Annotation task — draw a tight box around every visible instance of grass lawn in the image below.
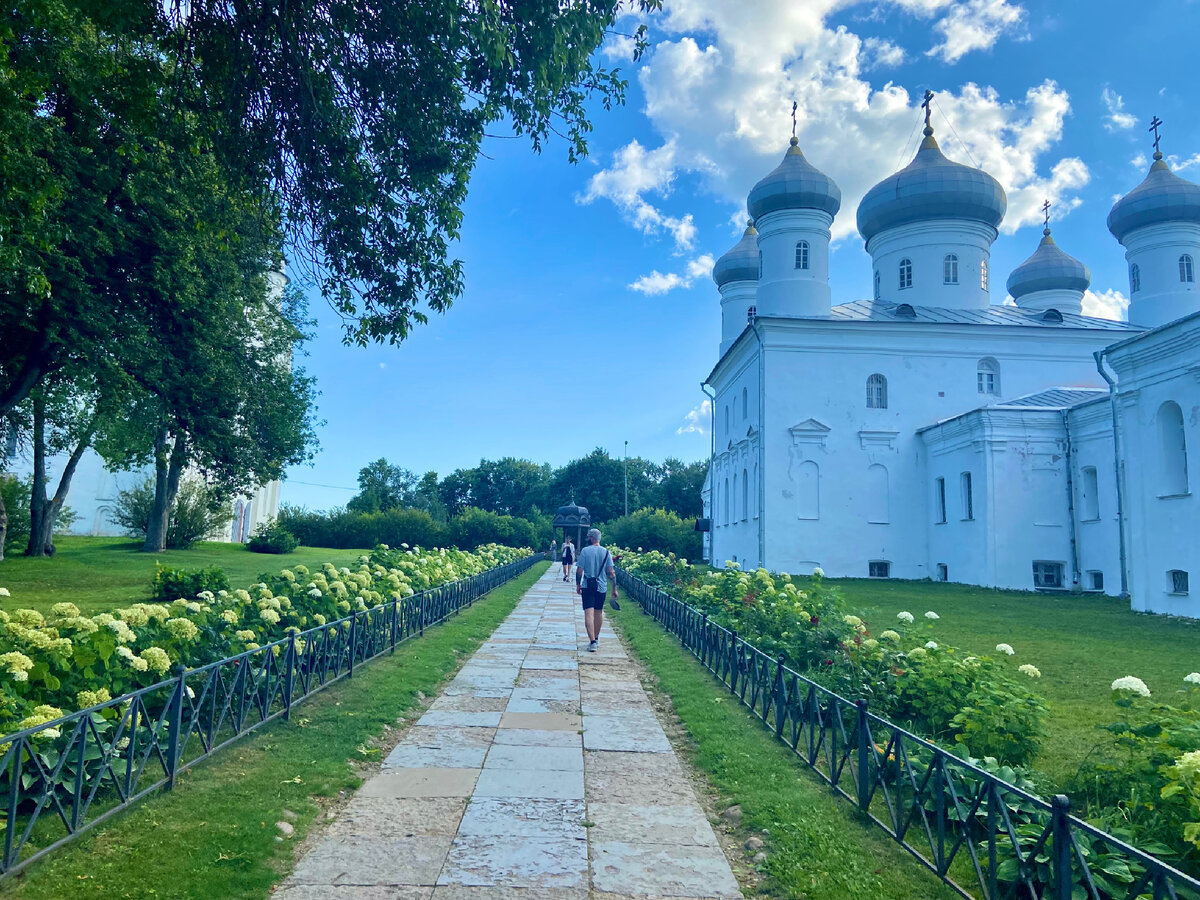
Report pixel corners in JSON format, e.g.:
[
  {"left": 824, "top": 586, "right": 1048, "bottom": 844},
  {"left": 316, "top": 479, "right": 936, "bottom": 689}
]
[
  {"left": 0, "top": 536, "right": 370, "bottom": 615},
  {"left": 0, "top": 560, "right": 551, "bottom": 900},
  {"left": 611, "top": 601, "right": 959, "bottom": 900},
  {"left": 825, "top": 577, "right": 1200, "bottom": 786}
]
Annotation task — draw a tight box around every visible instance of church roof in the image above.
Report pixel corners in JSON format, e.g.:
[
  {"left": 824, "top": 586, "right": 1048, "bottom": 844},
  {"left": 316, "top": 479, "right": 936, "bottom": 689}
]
[
  {"left": 746, "top": 137, "right": 841, "bottom": 220},
  {"left": 1006, "top": 228, "right": 1091, "bottom": 299},
  {"left": 826, "top": 300, "right": 1138, "bottom": 331},
  {"left": 712, "top": 221, "right": 759, "bottom": 287},
  {"left": 857, "top": 124, "right": 1006, "bottom": 243},
  {"left": 1108, "top": 151, "right": 1200, "bottom": 243},
  {"left": 997, "top": 388, "right": 1108, "bottom": 409}
]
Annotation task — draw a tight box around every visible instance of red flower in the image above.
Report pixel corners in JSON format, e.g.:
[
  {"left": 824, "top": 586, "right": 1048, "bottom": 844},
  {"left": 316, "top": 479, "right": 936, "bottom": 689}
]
[
  {"left": 810, "top": 616, "right": 819, "bottom": 626},
  {"left": 823, "top": 659, "right": 833, "bottom": 666}
]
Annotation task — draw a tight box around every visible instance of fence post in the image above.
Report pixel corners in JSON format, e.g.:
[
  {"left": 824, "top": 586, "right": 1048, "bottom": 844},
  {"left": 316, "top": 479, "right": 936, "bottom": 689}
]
[
  {"left": 390, "top": 600, "right": 399, "bottom": 654},
  {"left": 729, "top": 630, "right": 739, "bottom": 694},
  {"left": 348, "top": 612, "right": 358, "bottom": 678},
  {"left": 1051, "top": 794, "right": 1073, "bottom": 900},
  {"left": 856, "top": 699, "right": 870, "bottom": 812},
  {"left": 165, "top": 665, "right": 187, "bottom": 790},
  {"left": 773, "top": 656, "right": 787, "bottom": 737},
  {"left": 283, "top": 631, "right": 296, "bottom": 721},
  {"left": 419, "top": 594, "right": 425, "bottom": 637}
]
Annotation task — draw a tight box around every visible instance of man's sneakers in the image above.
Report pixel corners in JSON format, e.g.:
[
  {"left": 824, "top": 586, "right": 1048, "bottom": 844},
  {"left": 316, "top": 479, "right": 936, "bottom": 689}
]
[{"left": 587, "top": 640, "right": 598, "bottom": 652}]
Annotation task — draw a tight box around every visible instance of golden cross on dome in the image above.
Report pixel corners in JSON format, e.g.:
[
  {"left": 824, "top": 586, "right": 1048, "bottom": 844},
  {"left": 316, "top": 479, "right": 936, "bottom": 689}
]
[{"left": 1149, "top": 115, "right": 1163, "bottom": 156}]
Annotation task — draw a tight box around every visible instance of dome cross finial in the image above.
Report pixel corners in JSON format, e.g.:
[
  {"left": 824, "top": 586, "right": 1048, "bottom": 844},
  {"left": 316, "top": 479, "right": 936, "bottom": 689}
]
[
  {"left": 1149, "top": 115, "right": 1164, "bottom": 160},
  {"left": 1042, "top": 198, "right": 1051, "bottom": 233},
  {"left": 922, "top": 89, "right": 935, "bottom": 135},
  {"left": 791, "top": 100, "right": 798, "bottom": 139}
]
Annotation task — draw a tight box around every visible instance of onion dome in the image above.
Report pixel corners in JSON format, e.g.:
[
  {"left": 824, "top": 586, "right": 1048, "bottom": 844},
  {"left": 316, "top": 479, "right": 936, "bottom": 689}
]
[
  {"left": 746, "top": 137, "right": 841, "bottom": 220},
  {"left": 857, "top": 124, "right": 1007, "bottom": 242},
  {"left": 1006, "top": 227, "right": 1091, "bottom": 299},
  {"left": 1107, "top": 151, "right": 1200, "bottom": 242},
  {"left": 552, "top": 504, "right": 590, "bottom": 529},
  {"left": 712, "top": 221, "right": 759, "bottom": 287}
]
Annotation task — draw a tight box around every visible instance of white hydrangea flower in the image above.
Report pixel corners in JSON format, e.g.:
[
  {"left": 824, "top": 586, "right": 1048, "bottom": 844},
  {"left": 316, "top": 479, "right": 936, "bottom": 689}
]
[
  {"left": 1019, "top": 664, "right": 1042, "bottom": 678},
  {"left": 1185, "top": 673, "right": 1200, "bottom": 685},
  {"left": 924, "top": 611, "right": 940, "bottom": 620},
  {"left": 897, "top": 611, "right": 914, "bottom": 624},
  {"left": 1112, "top": 676, "right": 1151, "bottom": 697},
  {"left": 996, "top": 643, "right": 1015, "bottom": 656},
  {"left": 0, "top": 588, "right": 10, "bottom": 598},
  {"left": 812, "top": 566, "right": 825, "bottom": 578},
  {"left": 925, "top": 641, "right": 938, "bottom": 650}
]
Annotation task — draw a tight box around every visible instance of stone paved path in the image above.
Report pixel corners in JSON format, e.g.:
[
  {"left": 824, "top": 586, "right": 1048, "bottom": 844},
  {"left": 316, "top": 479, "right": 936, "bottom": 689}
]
[{"left": 277, "top": 563, "right": 743, "bottom": 900}]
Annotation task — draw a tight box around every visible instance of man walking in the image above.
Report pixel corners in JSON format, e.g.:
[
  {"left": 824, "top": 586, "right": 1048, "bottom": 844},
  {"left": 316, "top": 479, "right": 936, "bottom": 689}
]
[{"left": 575, "top": 528, "right": 617, "bottom": 652}]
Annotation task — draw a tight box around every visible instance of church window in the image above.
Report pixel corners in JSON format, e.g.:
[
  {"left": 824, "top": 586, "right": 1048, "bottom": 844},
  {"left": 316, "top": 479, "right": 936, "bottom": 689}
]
[
  {"left": 977, "top": 358, "right": 1000, "bottom": 395},
  {"left": 1087, "top": 571, "right": 1104, "bottom": 591},
  {"left": 733, "top": 473, "right": 738, "bottom": 521},
  {"left": 1080, "top": 466, "right": 1100, "bottom": 520},
  {"left": 935, "top": 477, "right": 947, "bottom": 524},
  {"left": 724, "top": 478, "right": 730, "bottom": 526},
  {"left": 753, "top": 463, "right": 759, "bottom": 519},
  {"left": 960, "top": 471, "right": 974, "bottom": 520},
  {"left": 898, "top": 258, "right": 912, "bottom": 290},
  {"left": 1157, "top": 401, "right": 1189, "bottom": 496},
  {"left": 1130, "top": 263, "right": 1141, "bottom": 294},
  {"left": 873, "top": 270, "right": 881, "bottom": 301},
  {"left": 758, "top": 250, "right": 763, "bottom": 279},
  {"left": 1181, "top": 254, "right": 1195, "bottom": 283},
  {"left": 797, "top": 460, "right": 819, "bottom": 520},
  {"left": 866, "top": 373, "right": 888, "bottom": 409},
  {"left": 980, "top": 259, "right": 989, "bottom": 291},
  {"left": 868, "top": 561, "right": 891, "bottom": 578},
  {"left": 867, "top": 464, "right": 889, "bottom": 524},
  {"left": 742, "top": 468, "right": 749, "bottom": 521},
  {"left": 894, "top": 303, "right": 917, "bottom": 319},
  {"left": 1169, "top": 570, "right": 1190, "bottom": 595},
  {"left": 795, "top": 241, "right": 809, "bottom": 270},
  {"left": 724, "top": 404, "right": 730, "bottom": 436},
  {"left": 936, "top": 563, "right": 949, "bottom": 582},
  {"left": 943, "top": 254, "right": 959, "bottom": 285},
  {"left": 742, "top": 387, "right": 748, "bottom": 420},
  {"left": 1033, "top": 561, "right": 1064, "bottom": 589}
]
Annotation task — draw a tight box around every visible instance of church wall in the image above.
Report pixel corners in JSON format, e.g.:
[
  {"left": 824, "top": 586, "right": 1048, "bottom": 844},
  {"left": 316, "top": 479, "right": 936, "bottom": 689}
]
[
  {"left": 1067, "top": 398, "right": 1122, "bottom": 595},
  {"left": 1122, "top": 222, "right": 1200, "bottom": 328},
  {"left": 710, "top": 346, "right": 763, "bottom": 569},
  {"left": 867, "top": 220, "right": 994, "bottom": 310}
]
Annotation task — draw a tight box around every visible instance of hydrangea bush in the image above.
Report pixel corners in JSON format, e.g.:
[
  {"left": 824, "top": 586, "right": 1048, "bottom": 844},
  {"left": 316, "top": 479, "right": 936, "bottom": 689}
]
[{"left": 0, "top": 543, "right": 528, "bottom": 733}]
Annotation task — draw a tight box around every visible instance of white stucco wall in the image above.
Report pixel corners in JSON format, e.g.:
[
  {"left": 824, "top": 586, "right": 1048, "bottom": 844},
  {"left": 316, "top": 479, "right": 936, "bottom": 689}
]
[
  {"left": 1122, "top": 222, "right": 1200, "bottom": 328},
  {"left": 866, "top": 220, "right": 995, "bottom": 309}
]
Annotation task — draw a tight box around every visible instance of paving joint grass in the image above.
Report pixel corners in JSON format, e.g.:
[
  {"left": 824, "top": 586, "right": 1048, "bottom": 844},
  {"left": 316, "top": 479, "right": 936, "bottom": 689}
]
[
  {"left": 610, "top": 600, "right": 959, "bottom": 900},
  {"left": 0, "top": 560, "right": 551, "bottom": 900}
]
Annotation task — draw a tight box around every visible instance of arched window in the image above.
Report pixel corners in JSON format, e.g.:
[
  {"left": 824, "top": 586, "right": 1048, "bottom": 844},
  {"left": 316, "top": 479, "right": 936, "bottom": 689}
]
[
  {"left": 873, "top": 270, "right": 881, "bottom": 301},
  {"left": 980, "top": 259, "right": 989, "bottom": 291},
  {"left": 977, "top": 358, "right": 1000, "bottom": 395},
  {"left": 943, "top": 254, "right": 959, "bottom": 285},
  {"left": 742, "top": 387, "right": 748, "bottom": 420},
  {"left": 797, "top": 460, "right": 819, "bottom": 520},
  {"left": 732, "top": 473, "right": 738, "bottom": 522},
  {"left": 867, "top": 464, "right": 889, "bottom": 524},
  {"left": 1181, "top": 254, "right": 1195, "bottom": 283},
  {"left": 724, "top": 405, "right": 730, "bottom": 435},
  {"left": 898, "top": 258, "right": 913, "bottom": 290},
  {"left": 758, "top": 250, "right": 763, "bottom": 279},
  {"left": 724, "top": 478, "right": 730, "bottom": 525},
  {"left": 795, "top": 240, "right": 809, "bottom": 270},
  {"left": 742, "top": 468, "right": 749, "bottom": 522},
  {"left": 1157, "top": 401, "right": 1189, "bottom": 496},
  {"left": 1130, "top": 263, "right": 1141, "bottom": 294},
  {"left": 866, "top": 373, "right": 888, "bottom": 409},
  {"left": 753, "top": 462, "right": 758, "bottom": 519}
]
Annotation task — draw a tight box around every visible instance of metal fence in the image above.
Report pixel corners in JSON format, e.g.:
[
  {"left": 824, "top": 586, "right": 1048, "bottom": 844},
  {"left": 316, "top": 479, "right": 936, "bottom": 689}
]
[
  {"left": 618, "top": 568, "right": 1200, "bottom": 900},
  {"left": 0, "top": 553, "right": 541, "bottom": 877}
]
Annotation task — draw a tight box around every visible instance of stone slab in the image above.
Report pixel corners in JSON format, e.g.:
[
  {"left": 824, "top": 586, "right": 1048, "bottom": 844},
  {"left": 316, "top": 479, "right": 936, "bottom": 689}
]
[
  {"left": 287, "top": 833, "right": 452, "bottom": 886},
  {"left": 492, "top": 728, "right": 582, "bottom": 749},
  {"left": 511, "top": 685, "right": 579, "bottom": 703},
  {"left": 584, "top": 752, "right": 694, "bottom": 807},
  {"left": 417, "top": 710, "right": 504, "bottom": 728},
  {"left": 582, "top": 715, "right": 672, "bottom": 753},
  {"left": 473, "top": 767, "right": 584, "bottom": 800},
  {"left": 505, "top": 698, "right": 581, "bottom": 715},
  {"left": 385, "top": 726, "right": 495, "bottom": 769},
  {"left": 484, "top": 744, "right": 583, "bottom": 772},
  {"left": 580, "top": 693, "right": 654, "bottom": 716},
  {"left": 499, "top": 712, "right": 581, "bottom": 731},
  {"left": 590, "top": 842, "right": 742, "bottom": 898},
  {"left": 432, "top": 888, "right": 586, "bottom": 900},
  {"left": 323, "top": 796, "right": 467, "bottom": 838},
  {"left": 438, "top": 835, "right": 588, "bottom": 889},
  {"left": 277, "top": 887, "right": 433, "bottom": 900},
  {"left": 585, "top": 802, "right": 717, "bottom": 847},
  {"left": 429, "top": 694, "right": 509, "bottom": 713},
  {"left": 358, "top": 767, "right": 480, "bottom": 799},
  {"left": 457, "top": 797, "right": 586, "bottom": 840}
]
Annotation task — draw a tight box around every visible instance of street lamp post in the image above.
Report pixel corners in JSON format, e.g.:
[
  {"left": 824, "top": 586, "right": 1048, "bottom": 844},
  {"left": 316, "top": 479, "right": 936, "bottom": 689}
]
[{"left": 623, "top": 440, "right": 628, "bottom": 518}]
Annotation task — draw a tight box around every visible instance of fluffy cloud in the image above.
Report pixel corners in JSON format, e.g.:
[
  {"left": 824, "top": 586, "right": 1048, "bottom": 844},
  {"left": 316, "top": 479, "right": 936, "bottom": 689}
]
[
  {"left": 629, "top": 253, "right": 715, "bottom": 295},
  {"left": 1102, "top": 87, "right": 1137, "bottom": 132},
  {"left": 1172, "top": 152, "right": 1200, "bottom": 173},
  {"left": 1082, "top": 288, "right": 1129, "bottom": 321},
  {"left": 589, "top": 0, "right": 1087, "bottom": 253},
  {"left": 677, "top": 398, "right": 712, "bottom": 434}
]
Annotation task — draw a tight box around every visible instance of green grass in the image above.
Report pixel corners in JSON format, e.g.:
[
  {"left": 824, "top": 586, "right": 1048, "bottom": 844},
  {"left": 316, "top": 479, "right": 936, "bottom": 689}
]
[
  {"left": 611, "top": 601, "right": 959, "bottom": 900},
  {"left": 0, "top": 560, "right": 551, "bottom": 900},
  {"left": 825, "top": 577, "right": 1200, "bottom": 786},
  {"left": 0, "top": 536, "right": 370, "bottom": 615}
]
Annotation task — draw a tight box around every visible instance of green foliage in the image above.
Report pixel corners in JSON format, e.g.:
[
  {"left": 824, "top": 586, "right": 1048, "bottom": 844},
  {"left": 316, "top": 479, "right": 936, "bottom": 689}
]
[
  {"left": 604, "top": 508, "right": 701, "bottom": 560},
  {"left": 111, "top": 478, "right": 231, "bottom": 550},
  {"left": 1, "top": 474, "right": 31, "bottom": 554},
  {"left": 151, "top": 565, "right": 230, "bottom": 603},
  {"left": 277, "top": 504, "right": 542, "bottom": 551},
  {"left": 246, "top": 520, "right": 298, "bottom": 555},
  {"left": 448, "top": 507, "right": 542, "bottom": 551}
]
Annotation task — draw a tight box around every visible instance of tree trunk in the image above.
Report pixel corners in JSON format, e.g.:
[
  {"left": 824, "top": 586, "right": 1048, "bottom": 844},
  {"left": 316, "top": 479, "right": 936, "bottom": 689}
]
[
  {"left": 26, "top": 394, "right": 48, "bottom": 557},
  {"left": 35, "top": 419, "right": 96, "bottom": 556},
  {"left": 144, "top": 429, "right": 186, "bottom": 552},
  {"left": 0, "top": 481, "right": 7, "bottom": 563}
]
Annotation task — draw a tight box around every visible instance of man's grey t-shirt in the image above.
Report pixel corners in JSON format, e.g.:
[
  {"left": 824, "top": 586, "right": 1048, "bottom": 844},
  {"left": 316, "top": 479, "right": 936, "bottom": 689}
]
[{"left": 576, "top": 544, "right": 614, "bottom": 593}]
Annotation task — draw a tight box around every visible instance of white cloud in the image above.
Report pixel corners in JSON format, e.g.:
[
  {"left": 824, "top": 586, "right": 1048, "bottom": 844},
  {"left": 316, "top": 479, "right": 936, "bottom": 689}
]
[
  {"left": 588, "top": 4, "right": 1085, "bottom": 252},
  {"left": 629, "top": 253, "right": 715, "bottom": 295},
  {"left": 1170, "top": 152, "right": 1200, "bottom": 173},
  {"left": 1082, "top": 288, "right": 1129, "bottom": 321},
  {"left": 677, "top": 398, "right": 712, "bottom": 434},
  {"left": 1101, "top": 87, "right": 1136, "bottom": 132},
  {"left": 926, "top": 0, "right": 1025, "bottom": 64},
  {"left": 862, "top": 36, "right": 905, "bottom": 69}
]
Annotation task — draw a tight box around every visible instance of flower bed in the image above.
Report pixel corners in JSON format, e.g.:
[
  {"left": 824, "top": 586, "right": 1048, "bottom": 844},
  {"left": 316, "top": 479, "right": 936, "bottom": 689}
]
[{"left": 0, "top": 543, "right": 529, "bottom": 735}]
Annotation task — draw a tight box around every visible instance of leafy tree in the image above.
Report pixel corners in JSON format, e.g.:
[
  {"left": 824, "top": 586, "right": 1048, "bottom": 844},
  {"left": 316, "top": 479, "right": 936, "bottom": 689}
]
[
  {"left": 604, "top": 508, "right": 701, "bottom": 560},
  {"left": 548, "top": 448, "right": 628, "bottom": 524},
  {"left": 645, "top": 458, "right": 707, "bottom": 519},
  {"left": 347, "top": 459, "right": 419, "bottom": 513}
]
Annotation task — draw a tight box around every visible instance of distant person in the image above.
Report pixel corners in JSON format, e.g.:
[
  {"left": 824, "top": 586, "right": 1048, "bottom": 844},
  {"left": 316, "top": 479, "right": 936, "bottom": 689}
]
[
  {"left": 549, "top": 539, "right": 557, "bottom": 561},
  {"left": 561, "top": 538, "right": 574, "bottom": 581},
  {"left": 575, "top": 528, "right": 618, "bottom": 652}
]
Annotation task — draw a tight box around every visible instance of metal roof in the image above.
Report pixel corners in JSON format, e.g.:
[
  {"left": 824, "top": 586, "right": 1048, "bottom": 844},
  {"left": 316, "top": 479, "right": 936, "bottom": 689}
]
[
  {"left": 747, "top": 137, "right": 841, "bottom": 220},
  {"left": 712, "top": 222, "right": 759, "bottom": 287},
  {"left": 1006, "top": 230, "right": 1091, "bottom": 298},
  {"left": 1108, "top": 154, "right": 1200, "bottom": 242},
  {"left": 825, "top": 299, "right": 1140, "bottom": 332},
  {"left": 996, "top": 388, "right": 1108, "bottom": 409}
]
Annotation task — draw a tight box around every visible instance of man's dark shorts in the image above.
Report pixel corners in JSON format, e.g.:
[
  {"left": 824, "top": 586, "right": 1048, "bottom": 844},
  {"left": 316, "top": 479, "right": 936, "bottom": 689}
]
[{"left": 581, "top": 587, "right": 606, "bottom": 611}]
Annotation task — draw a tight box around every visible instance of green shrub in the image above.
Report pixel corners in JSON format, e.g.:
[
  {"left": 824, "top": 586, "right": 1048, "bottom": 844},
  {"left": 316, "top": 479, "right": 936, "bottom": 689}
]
[
  {"left": 246, "top": 519, "right": 298, "bottom": 554},
  {"left": 603, "top": 508, "right": 701, "bottom": 560},
  {"left": 151, "top": 564, "right": 230, "bottom": 602},
  {"left": 112, "top": 477, "right": 230, "bottom": 549},
  {"left": 1, "top": 474, "right": 31, "bottom": 555},
  {"left": 277, "top": 504, "right": 542, "bottom": 551}
]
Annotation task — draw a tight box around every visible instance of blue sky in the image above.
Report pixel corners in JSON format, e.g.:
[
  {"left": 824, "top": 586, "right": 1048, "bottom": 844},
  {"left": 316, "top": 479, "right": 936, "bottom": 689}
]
[{"left": 281, "top": 0, "right": 1198, "bottom": 511}]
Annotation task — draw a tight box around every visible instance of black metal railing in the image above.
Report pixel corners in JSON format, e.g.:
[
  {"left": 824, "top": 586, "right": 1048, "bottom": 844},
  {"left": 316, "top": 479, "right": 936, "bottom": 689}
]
[
  {"left": 0, "top": 554, "right": 541, "bottom": 877},
  {"left": 618, "top": 567, "right": 1200, "bottom": 900}
]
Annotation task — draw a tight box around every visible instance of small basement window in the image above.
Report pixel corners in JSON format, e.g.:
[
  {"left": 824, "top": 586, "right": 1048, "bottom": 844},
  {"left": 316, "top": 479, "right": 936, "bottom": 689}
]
[
  {"left": 869, "top": 561, "right": 891, "bottom": 578},
  {"left": 936, "top": 563, "right": 948, "bottom": 582},
  {"left": 1169, "top": 570, "right": 1190, "bottom": 595},
  {"left": 1087, "top": 571, "right": 1104, "bottom": 591},
  {"left": 1033, "top": 561, "right": 1065, "bottom": 589}
]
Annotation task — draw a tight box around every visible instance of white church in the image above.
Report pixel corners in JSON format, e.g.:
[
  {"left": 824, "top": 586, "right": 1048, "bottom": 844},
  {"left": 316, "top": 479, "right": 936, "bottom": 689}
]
[{"left": 702, "top": 104, "right": 1200, "bottom": 617}]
